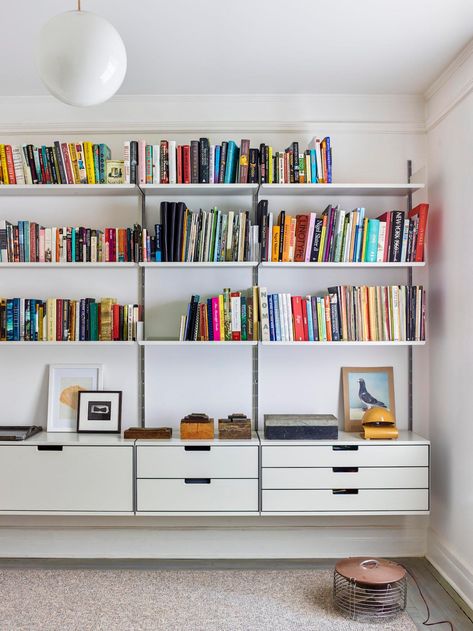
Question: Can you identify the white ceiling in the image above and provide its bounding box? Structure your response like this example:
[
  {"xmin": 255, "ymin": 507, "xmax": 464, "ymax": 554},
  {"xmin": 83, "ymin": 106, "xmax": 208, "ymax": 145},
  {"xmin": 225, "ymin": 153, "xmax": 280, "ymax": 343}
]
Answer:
[{"xmin": 2, "ymin": 0, "xmax": 473, "ymax": 96}]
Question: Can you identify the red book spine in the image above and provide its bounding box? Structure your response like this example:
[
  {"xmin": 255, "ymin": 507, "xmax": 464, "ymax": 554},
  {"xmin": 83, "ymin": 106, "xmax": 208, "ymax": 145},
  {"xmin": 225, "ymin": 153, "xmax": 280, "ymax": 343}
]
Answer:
[
  {"xmin": 5, "ymin": 146, "xmax": 16, "ymax": 184},
  {"xmin": 183, "ymin": 145, "xmax": 191, "ymax": 184},
  {"xmin": 324, "ymin": 295, "xmax": 332, "ymax": 341},
  {"xmin": 112, "ymin": 304, "xmax": 120, "ymax": 340},
  {"xmin": 177, "ymin": 145, "xmax": 183, "ymax": 184},
  {"xmin": 408, "ymin": 203, "xmax": 429, "ymax": 262},
  {"xmin": 291, "ymin": 296, "xmax": 304, "ymax": 341},
  {"xmin": 61, "ymin": 143, "xmax": 74, "ymax": 184},
  {"xmin": 294, "ymin": 215, "xmax": 309, "ymax": 262},
  {"xmin": 301, "ymin": 297, "xmax": 309, "ymax": 341},
  {"xmin": 30, "ymin": 223, "xmax": 37, "ymax": 262}
]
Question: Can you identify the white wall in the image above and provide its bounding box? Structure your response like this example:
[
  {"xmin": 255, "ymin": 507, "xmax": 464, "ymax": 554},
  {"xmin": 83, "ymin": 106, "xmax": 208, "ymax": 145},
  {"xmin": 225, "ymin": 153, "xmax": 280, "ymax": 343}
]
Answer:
[
  {"xmin": 425, "ymin": 42, "xmax": 473, "ymax": 608},
  {"xmin": 0, "ymin": 93, "xmax": 430, "ymax": 559}
]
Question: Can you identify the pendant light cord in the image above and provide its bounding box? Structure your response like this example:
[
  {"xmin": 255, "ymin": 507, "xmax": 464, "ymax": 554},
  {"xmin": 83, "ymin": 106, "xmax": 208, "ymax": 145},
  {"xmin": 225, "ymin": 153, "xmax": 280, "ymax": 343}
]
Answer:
[
  {"xmin": 77, "ymin": 0, "xmax": 81, "ymax": 11},
  {"xmin": 402, "ymin": 565, "xmax": 454, "ymax": 630}
]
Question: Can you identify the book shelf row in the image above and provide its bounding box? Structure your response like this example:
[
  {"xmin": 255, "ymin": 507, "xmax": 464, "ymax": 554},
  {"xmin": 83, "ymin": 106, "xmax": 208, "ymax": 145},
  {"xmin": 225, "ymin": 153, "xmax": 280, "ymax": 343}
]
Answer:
[{"xmin": 0, "ymin": 340, "xmax": 425, "ymax": 347}]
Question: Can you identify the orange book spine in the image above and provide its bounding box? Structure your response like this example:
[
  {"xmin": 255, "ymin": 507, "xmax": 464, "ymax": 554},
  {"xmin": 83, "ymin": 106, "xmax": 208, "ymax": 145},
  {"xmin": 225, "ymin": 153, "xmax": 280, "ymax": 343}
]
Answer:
[
  {"xmin": 324, "ymin": 295, "xmax": 332, "ymax": 341},
  {"xmin": 271, "ymin": 226, "xmax": 280, "ymax": 262},
  {"xmin": 5, "ymin": 145, "xmax": 16, "ymax": 184}
]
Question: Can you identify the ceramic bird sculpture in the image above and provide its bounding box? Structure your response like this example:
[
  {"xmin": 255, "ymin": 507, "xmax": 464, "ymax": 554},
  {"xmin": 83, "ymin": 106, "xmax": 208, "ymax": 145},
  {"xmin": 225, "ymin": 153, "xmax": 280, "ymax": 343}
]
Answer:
[{"xmin": 357, "ymin": 378, "xmax": 387, "ymax": 410}]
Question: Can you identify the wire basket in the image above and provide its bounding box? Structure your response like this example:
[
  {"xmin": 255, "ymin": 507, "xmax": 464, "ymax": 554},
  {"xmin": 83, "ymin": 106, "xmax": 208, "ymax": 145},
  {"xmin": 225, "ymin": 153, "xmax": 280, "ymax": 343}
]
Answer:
[{"xmin": 333, "ymin": 558, "xmax": 407, "ymax": 623}]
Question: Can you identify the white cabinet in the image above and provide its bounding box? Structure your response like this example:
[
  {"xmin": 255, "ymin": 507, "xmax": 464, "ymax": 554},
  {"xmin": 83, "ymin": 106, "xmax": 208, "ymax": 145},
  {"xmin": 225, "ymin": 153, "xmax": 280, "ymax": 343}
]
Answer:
[
  {"xmin": 135, "ymin": 436, "xmax": 260, "ymax": 514},
  {"xmin": 0, "ymin": 435, "xmax": 133, "ymax": 514},
  {"xmin": 260, "ymin": 432, "xmax": 430, "ymax": 515}
]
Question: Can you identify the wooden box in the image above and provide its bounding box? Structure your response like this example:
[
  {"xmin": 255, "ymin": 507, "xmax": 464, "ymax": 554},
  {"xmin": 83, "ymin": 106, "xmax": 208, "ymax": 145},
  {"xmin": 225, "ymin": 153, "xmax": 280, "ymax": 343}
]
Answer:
[
  {"xmin": 123, "ymin": 427, "xmax": 172, "ymax": 440},
  {"xmin": 180, "ymin": 413, "xmax": 214, "ymax": 440},
  {"xmin": 218, "ymin": 414, "xmax": 252, "ymax": 440}
]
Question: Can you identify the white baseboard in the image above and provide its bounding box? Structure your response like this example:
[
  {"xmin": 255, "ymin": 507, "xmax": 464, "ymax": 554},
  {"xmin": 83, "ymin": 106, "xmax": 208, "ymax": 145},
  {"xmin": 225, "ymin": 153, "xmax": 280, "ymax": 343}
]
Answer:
[
  {"xmin": 0, "ymin": 519, "xmax": 427, "ymax": 559},
  {"xmin": 427, "ymin": 529, "xmax": 473, "ymax": 610}
]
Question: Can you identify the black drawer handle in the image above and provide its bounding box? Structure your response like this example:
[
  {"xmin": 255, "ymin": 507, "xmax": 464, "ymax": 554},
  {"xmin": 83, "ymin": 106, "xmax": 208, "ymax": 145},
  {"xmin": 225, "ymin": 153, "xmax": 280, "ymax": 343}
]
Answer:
[
  {"xmin": 332, "ymin": 489, "xmax": 359, "ymax": 495},
  {"xmin": 332, "ymin": 445, "xmax": 359, "ymax": 451},
  {"xmin": 184, "ymin": 478, "xmax": 211, "ymax": 484},
  {"xmin": 333, "ymin": 467, "xmax": 359, "ymax": 473},
  {"xmin": 184, "ymin": 446, "xmax": 211, "ymax": 452},
  {"xmin": 37, "ymin": 445, "xmax": 63, "ymax": 451}
]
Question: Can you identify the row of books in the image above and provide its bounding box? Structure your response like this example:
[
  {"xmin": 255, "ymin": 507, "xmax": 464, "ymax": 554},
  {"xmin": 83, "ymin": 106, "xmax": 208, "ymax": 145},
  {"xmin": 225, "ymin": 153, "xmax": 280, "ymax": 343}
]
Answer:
[
  {"xmin": 125, "ymin": 137, "xmax": 332, "ymax": 185},
  {"xmin": 180, "ymin": 288, "xmax": 260, "ymax": 341},
  {"xmin": 258, "ymin": 203, "xmax": 429, "ymax": 263},
  {"xmin": 0, "ymin": 222, "xmax": 152, "ymax": 263},
  {"xmin": 262, "ymin": 285, "xmax": 425, "ymax": 342},
  {"xmin": 0, "ymin": 298, "xmax": 142, "ymax": 342},
  {"xmin": 157, "ymin": 202, "xmax": 257, "ymax": 262},
  {"xmin": 0, "ymin": 142, "xmax": 123, "ymax": 185}
]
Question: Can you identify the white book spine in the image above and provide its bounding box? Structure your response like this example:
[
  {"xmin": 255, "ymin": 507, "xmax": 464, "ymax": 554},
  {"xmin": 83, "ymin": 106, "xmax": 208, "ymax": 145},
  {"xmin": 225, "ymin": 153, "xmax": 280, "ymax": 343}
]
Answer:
[
  {"xmin": 12, "ymin": 146, "xmax": 25, "ymax": 184},
  {"xmin": 399, "ymin": 285, "xmax": 406, "ymax": 340},
  {"xmin": 400, "ymin": 219, "xmax": 409, "ymax": 262},
  {"xmin": 305, "ymin": 212, "xmax": 316, "ymax": 262},
  {"xmin": 377, "ymin": 222, "xmax": 387, "ymax": 262},
  {"xmin": 238, "ymin": 212, "xmax": 245, "ymax": 262},
  {"xmin": 209, "ymin": 145, "xmax": 215, "ymax": 184},
  {"xmin": 252, "ymin": 225, "xmax": 259, "ymax": 262},
  {"xmin": 267, "ymin": 212, "xmax": 273, "ymax": 262},
  {"xmin": 278, "ymin": 153, "xmax": 284, "ymax": 183},
  {"xmin": 286, "ymin": 293, "xmax": 294, "ymax": 341},
  {"xmin": 231, "ymin": 295, "xmax": 241, "ymax": 335},
  {"xmin": 179, "ymin": 315, "xmax": 187, "ymax": 341},
  {"xmin": 152, "ymin": 144, "xmax": 160, "ymax": 184},
  {"xmin": 168, "ymin": 141, "xmax": 177, "ymax": 184},
  {"xmin": 123, "ymin": 141, "xmax": 130, "ymax": 184},
  {"xmin": 391, "ymin": 286, "xmax": 400, "ymax": 341},
  {"xmin": 258, "ymin": 287, "xmax": 270, "ymax": 341},
  {"xmin": 21, "ymin": 145, "xmax": 32, "ymax": 185},
  {"xmin": 278, "ymin": 293, "xmax": 287, "ymax": 341},
  {"xmin": 315, "ymin": 139, "xmax": 323, "ymax": 182},
  {"xmin": 20, "ymin": 298, "xmax": 25, "ymax": 340}
]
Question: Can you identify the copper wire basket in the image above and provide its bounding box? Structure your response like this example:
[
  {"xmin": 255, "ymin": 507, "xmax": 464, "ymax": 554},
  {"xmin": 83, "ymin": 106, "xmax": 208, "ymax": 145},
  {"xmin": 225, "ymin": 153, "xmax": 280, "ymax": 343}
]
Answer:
[{"xmin": 333, "ymin": 557, "xmax": 407, "ymax": 622}]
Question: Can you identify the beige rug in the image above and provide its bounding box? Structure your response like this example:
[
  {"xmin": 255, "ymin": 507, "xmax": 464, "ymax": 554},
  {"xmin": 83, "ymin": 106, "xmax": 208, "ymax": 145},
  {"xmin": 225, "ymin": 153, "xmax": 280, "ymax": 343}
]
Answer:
[{"xmin": 0, "ymin": 568, "xmax": 416, "ymax": 631}]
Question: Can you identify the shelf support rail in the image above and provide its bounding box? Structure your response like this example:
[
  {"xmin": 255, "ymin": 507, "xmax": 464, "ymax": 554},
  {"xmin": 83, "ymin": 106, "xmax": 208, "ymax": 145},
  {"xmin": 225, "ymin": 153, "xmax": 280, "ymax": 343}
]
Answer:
[{"xmin": 407, "ymin": 160, "xmax": 413, "ymax": 432}]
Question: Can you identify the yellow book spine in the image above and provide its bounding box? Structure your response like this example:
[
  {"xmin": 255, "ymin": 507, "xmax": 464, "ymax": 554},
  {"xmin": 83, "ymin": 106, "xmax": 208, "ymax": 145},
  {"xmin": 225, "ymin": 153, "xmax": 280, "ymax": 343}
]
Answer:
[
  {"xmin": 0, "ymin": 145, "xmax": 9, "ymax": 184},
  {"xmin": 268, "ymin": 146, "xmax": 273, "ymax": 183},
  {"xmin": 305, "ymin": 153, "xmax": 311, "ymax": 183},
  {"xmin": 68, "ymin": 143, "xmax": 81, "ymax": 184},
  {"xmin": 181, "ymin": 208, "xmax": 189, "ymax": 261},
  {"xmin": 318, "ymin": 216, "xmax": 328, "ymax": 262},
  {"xmin": 271, "ymin": 226, "xmax": 280, "ymax": 262},
  {"xmin": 282, "ymin": 215, "xmax": 292, "ymax": 262},
  {"xmin": 46, "ymin": 298, "xmax": 55, "ymax": 341},
  {"xmin": 252, "ymin": 285, "xmax": 259, "ymax": 341},
  {"xmin": 83, "ymin": 142, "xmax": 96, "ymax": 184},
  {"xmin": 218, "ymin": 294, "xmax": 225, "ymax": 341},
  {"xmin": 361, "ymin": 217, "xmax": 369, "ymax": 262}
]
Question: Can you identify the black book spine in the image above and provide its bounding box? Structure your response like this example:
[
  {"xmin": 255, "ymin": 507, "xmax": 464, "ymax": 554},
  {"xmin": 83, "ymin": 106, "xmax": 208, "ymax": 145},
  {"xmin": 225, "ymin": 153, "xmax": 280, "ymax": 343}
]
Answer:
[
  {"xmin": 130, "ymin": 141, "xmax": 138, "ymax": 184},
  {"xmin": 161, "ymin": 202, "xmax": 168, "ymax": 262},
  {"xmin": 259, "ymin": 143, "xmax": 266, "ymax": 183},
  {"xmin": 310, "ymin": 218, "xmax": 323, "ymax": 261},
  {"xmin": 199, "ymin": 138, "xmax": 210, "ymax": 183},
  {"xmin": 292, "ymin": 141, "xmax": 299, "ymax": 183},
  {"xmin": 406, "ymin": 220, "xmax": 415, "ymax": 262},
  {"xmin": 27, "ymin": 145, "xmax": 39, "ymax": 184},
  {"xmin": 168, "ymin": 202, "xmax": 176, "ymax": 262},
  {"xmin": 47, "ymin": 147, "xmax": 58, "ymax": 184},
  {"xmin": 54, "ymin": 141, "xmax": 67, "ymax": 184},
  {"xmin": 278, "ymin": 211, "xmax": 285, "ymax": 262},
  {"xmin": 243, "ymin": 210, "xmax": 250, "ymax": 262},
  {"xmin": 190, "ymin": 141, "xmax": 199, "ymax": 184},
  {"xmin": 218, "ymin": 142, "xmax": 228, "ymax": 184},
  {"xmin": 390, "ymin": 211, "xmax": 405, "ymax": 262},
  {"xmin": 248, "ymin": 148, "xmax": 258, "ymax": 183}
]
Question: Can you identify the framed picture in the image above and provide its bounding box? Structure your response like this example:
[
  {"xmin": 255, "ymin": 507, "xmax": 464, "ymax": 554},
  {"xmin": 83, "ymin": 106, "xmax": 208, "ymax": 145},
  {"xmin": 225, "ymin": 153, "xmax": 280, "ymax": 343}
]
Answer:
[
  {"xmin": 77, "ymin": 391, "xmax": 122, "ymax": 433},
  {"xmin": 47, "ymin": 364, "xmax": 103, "ymax": 432},
  {"xmin": 342, "ymin": 367, "xmax": 395, "ymax": 432}
]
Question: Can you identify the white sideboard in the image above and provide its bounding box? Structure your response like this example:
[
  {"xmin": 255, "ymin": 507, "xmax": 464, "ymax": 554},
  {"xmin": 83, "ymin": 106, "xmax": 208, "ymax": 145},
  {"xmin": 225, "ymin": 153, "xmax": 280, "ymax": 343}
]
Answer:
[{"xmin": 0, "ymin": 431, "xmax": 429, "ymax": 516}]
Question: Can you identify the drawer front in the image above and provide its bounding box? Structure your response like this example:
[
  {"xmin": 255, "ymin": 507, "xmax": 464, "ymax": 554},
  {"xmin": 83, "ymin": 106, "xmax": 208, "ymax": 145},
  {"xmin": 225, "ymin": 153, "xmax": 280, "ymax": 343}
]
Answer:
[
  {"xmin": 262, "ymin": 445, "xmax": 429, "ymax": 468},
  {"xmin": 0, "ymin": 446, "xmax": 133, "ymax": 512},
  {"xmin": 137, "ymin": 445, "xmax": 258, "ymax": 478},
  {"xmin": 262, "ymin": 489, "xmax": 429, "ymax": 513},
  {"xmin": 262, "ymin": 467, "xmax": 429, "ymax": 490},
  {"xmin": 137, "ymin": 479, "xmax": 258, "ymax": 512}
]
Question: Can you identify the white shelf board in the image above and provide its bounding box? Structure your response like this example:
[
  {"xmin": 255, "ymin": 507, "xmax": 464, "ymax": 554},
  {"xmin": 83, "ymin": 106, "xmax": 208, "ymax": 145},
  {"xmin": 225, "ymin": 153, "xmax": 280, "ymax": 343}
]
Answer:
[
  {"xmin": 140, "ymin": 183, "xmax": 258, "ymax": 196},
  {"xmin": 140, "ymin": 261, "xmax": 258, "ymax": 268},
  {"xmin": 139, "ymin": 340, "xmax": 257, "ymax": 346},
  {"xmin": 0, "ymin": 184, "xmax": 139, "ymax": 196},
  {"xmin": 260, "ymin": 340, "xmax": 425, "ymax": 346},
  {"xmin": 0, "ymin": 341, "xmax": 136, "ymax": 346},
  {"xmin": 259, "ymin": 261, "xmax": 426, "ymax": 268},
  {"xmin": 259, "ymin": 183, "xmax": 424, "ymax": 196},
  {"xmin": 0, "ymin": 262, "xmax": 138, "ymax": 268}
]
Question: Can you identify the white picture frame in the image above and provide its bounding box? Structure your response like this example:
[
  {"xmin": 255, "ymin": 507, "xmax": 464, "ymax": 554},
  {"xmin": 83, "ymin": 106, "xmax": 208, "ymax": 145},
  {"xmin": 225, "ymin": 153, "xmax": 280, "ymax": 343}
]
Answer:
[
  {"xmin": 77, "ymin": 391, "xmax": 122, "ymax": 433},
  {"xmin": 47, "ymin": 364, "xmax": 103, "ymax": 432}
]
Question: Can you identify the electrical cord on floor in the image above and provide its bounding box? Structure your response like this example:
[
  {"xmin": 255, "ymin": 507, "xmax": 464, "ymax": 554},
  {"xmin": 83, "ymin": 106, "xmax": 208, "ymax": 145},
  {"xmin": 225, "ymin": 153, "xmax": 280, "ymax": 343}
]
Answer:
[{"xmin": 402, "ymin": 565, "xmax": 454, "ymax": 630}]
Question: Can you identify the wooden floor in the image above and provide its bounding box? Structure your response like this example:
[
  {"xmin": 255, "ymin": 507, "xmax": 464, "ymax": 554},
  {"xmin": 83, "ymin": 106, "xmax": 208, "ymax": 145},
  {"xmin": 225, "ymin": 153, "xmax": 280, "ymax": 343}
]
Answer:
[{"xmin": 0, "ymin": 557, "xmax": 471, "ymax": 630}]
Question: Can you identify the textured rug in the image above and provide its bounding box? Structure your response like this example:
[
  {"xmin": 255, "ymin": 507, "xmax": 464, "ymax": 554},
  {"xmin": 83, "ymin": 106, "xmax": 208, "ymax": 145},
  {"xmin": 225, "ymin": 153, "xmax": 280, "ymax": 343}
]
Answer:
[{"xmin": 0, "ymin": 568, "xmax": 416, "ymax": 631}]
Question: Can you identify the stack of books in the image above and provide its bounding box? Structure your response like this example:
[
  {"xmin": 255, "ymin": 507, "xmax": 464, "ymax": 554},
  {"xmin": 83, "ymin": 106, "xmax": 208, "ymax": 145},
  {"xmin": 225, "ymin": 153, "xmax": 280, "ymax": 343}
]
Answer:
[
  {"xmin": 262, "ymin": 285, "xmax": 425, "ymax": 342},
  {"xmin": 124, "ymin": 137, "xmax": 332, "ymax": 185},
  {"xmin": 0, "ymin": 142, "xmax": 122, "ymax": 185},
  {"xmin": 258, "ymin": 203, "xmax": 429, "ymax": 263},
  {"xmin": 180, "ymin": 288, "xmax": 260, "ymax": 341},
  {"xmin": 0, "ymin": 221, "xmax": 147, "ymax": 263},
  {"xmin": 155, "ymin": 202, "xmax": 258, "ymax": 262},
  {"xmin": 0, "ymin": 298, "xmax": 142, "ymax": 341}
]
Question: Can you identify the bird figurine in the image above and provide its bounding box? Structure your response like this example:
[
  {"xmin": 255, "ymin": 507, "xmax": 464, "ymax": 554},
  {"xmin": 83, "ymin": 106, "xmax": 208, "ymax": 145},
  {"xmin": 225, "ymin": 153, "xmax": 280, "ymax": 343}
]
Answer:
[{"xmin": 357, "ymin": 378, "xmax": 387, "ymax": 411}]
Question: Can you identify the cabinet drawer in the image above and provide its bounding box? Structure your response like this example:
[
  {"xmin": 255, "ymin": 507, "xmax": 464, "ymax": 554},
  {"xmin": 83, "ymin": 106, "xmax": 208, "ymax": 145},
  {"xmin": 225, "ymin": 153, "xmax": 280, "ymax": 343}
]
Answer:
[
  {"xmin": 137, "ymin": 445, "xmax": 258, "ymax": 478},
  {"xmin": 137, "ymin": 479, "xmax": 258, "ymax": 512},
  {"xmin": 262, "ymin": 489, "xmax": 429, "ymax": 513},
  {"xmin": 0, "ymin": 446, "xmax": 133, "ymax": 512},
  {"xmin": 262, "ymin": 467, "xmax": 429, "ymax": 490},
  {"xmin": 262, "ymin": 445, "xmax": 429, "ymax": 468}
]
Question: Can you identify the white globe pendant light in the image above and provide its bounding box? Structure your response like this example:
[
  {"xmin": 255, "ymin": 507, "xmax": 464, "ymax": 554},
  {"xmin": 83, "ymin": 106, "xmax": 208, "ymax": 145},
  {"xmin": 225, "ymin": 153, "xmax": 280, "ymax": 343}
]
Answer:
[{"xmin": 38, "ymin": 1, "xmax": 127, "ymax": 107}]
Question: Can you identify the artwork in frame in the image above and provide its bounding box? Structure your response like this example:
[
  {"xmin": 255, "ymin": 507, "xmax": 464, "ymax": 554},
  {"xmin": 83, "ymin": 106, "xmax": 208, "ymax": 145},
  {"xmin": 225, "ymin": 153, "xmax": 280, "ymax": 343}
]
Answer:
[
  {"xmin": 47, "ymin": 364, "xmax": 103, "ymax": 432},
  {"xmin": 77, "ymin": 391, "xmax": 122, "ymax": 433},
  {"xmin": 342, "ymin": 366, "xmax": 395, "ymax": 432}
]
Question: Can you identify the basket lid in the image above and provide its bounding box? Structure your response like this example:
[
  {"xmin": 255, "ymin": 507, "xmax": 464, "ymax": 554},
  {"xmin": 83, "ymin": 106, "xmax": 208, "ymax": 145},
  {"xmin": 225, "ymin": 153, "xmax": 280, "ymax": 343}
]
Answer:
[{"xmin": 335, "ymin": 557, "xmax": 406, "ymax": 585}]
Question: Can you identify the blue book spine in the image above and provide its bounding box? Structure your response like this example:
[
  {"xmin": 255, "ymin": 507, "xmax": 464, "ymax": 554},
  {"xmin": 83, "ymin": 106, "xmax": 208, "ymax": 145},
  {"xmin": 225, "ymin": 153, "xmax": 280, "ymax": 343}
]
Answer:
[
  {"xmin": 30, "ymin": 299, "xmax": 36, "ymax": 341},
  {"xmin": 306, "ymin": 297, "xmax": 314, "ymax": 341},
  {"xmin": 207, "ymin": 298, "xmax": 213, "ymax": 341},
  {"xmin": 354, "ymin": 208, "xmax": 365, "ymax": 262},
  {"xmin": 18, "ymin": 222, "xmax": 24, "ymax": 262},
  {"xmin": 214, "ymin": 145, "xmax": 221, "ymax": 183},
  {"xmin": 6, "ymin": 299, "xmax": 13, "ymax": 341},
  {"xmin": 224, "ymin": 141, "xmax": 237, "ymax": 183},
  {"xmin": 13, "ymin": 298, "xmax": 20, "ymax": 341},
  {"xmin": 366, "ymin": 219, "xmax": 380, "ymax": 262},
  {"xmin": 268, "ymin": 294, "xmax": 276, "ymax": 341},
  {"xmin": 155, "ymin": 224, "xmax": 162, "ymax": 262},
  {"xmin": 24, "ymin": 222, "xmax": 30, "ymax": 262},
  {"xmin": 325, "ymin": 136, "xmax": 332, "ymax": 183},
  {"xmin": 310, "ymin": 149, "xmax": 317, "ymax": 183},
  {"xmin": 213, "ymin": 211, "xmax": 221, "ymax": 262},
  {"xmin": 41, "ymin": 146, "xmax": 49, "ymax": 182},
  {"xmin": 71, "ymin": 228, "xmax": 76, "ymax": 262},
  {"xmin": 273, "ymin": 293, "xmax": 281, "ymax": 341}
]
